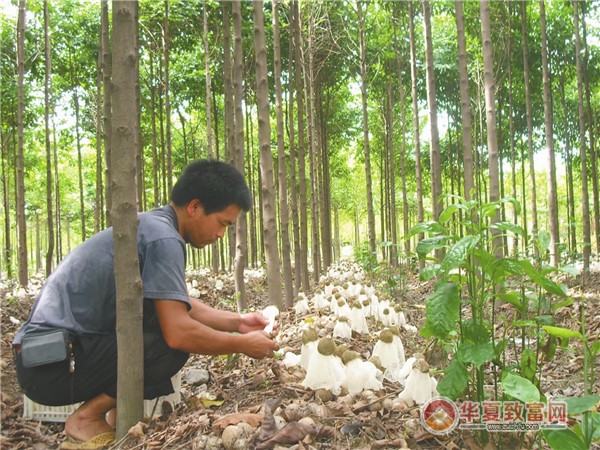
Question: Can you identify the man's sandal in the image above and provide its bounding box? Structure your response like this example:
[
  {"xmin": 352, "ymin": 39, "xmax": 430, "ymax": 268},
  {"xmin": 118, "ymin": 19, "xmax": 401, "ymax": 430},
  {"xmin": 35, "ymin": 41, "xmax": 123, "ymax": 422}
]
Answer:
[{"xmin": 60, "ymin": 431, "xmax": 116, "ymax": 450}]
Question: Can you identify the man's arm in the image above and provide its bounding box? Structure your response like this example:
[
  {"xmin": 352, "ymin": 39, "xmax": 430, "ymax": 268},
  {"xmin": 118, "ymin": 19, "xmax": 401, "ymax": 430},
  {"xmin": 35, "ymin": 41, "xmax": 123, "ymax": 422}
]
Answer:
[
  {"xmin": 188, "ymin": 299, "xmax": 242, "ymax": 332},
  {"xmin": 154, "ymin": 299, "xmax": 277, "ymax": 358},
  {"xmin": 188, "ymin": 298, "xmax": 272, "ymax": 334}
]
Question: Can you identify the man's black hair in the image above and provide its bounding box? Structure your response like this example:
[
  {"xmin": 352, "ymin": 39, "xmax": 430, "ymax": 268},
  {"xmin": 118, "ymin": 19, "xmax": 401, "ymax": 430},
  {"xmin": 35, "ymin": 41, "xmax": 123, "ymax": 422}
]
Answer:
[{"xmin": 170, "ymin": 159, "xmax": 252, "ymax": 214}]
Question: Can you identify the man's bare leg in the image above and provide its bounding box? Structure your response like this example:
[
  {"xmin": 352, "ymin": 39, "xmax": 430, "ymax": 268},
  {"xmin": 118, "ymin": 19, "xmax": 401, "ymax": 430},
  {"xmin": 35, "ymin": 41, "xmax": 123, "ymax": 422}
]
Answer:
[
  {"xmin": 64, "ymin": 393, "xmax": 116, "ymax": 442},
  {"xmin": 106, "ymin": 408, "xmax": 117, "ymax": 429}
]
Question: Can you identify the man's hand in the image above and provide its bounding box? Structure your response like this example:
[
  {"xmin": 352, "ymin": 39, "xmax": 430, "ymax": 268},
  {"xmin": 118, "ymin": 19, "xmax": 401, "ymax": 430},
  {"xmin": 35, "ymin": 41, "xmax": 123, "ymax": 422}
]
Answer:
[
  {"xmin": 242, "ymin": 330, "xmax": 279, "ymax": 358},
  {"xmin": 238, "ymin": 312, "xmax": 278, "ymax": 335}
]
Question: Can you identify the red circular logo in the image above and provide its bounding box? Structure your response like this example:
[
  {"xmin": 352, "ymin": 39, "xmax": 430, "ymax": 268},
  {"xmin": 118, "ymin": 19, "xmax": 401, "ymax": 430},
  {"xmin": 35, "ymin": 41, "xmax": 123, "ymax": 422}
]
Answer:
[{"xmin": 420, "ymin": 397, "xmax": 459, "ymax": 435}]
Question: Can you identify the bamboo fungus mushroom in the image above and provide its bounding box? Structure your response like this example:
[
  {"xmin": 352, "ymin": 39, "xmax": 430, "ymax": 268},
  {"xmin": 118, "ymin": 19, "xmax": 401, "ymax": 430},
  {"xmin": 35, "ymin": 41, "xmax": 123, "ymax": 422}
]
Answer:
[
  {"xmin": 398, "ymin": 359, "xmax": 438, "ymax": 405},
  {"xmin": 333, "ymin": 316, "xmax": 352, "ymax": 339},
  {"xmin": 372, "ymin": 328, "xmax": 402, "ymax": 382},
  {"xmin": 302, "ymin": 337, "xmax": 346, "ymax": 395},
  {"xmin": 341, "ymin": 350, "xmax": 383, "ymax": 395},
  {"xmin": 300, "ymin": 327, "xmax": 319, "ymax": 369}
]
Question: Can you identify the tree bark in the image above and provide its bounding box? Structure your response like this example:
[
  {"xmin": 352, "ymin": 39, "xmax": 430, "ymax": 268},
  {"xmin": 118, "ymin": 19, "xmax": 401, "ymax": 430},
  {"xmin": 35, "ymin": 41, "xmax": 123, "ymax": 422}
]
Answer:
[
  {"xmin": 293, "ymin": 2, "xmax": 310, "ymax": 293},
  {"xmin": 111, "ymin": 0, "xmax": 144, "ymax": 438},
  {"xmin": 423, "ymin": 0, "xmax": 443, "ymax": 222},
  {"xmin": 356, "ymin": 0, "xmax": 377, "ymax": 256},
  {"xmin": 272, "ymin": 0, "xmax": 294, "ymax": 307},
  {"xmin": 16, "ymin": 0, "xmax": 28, "ymax": 287},
  {"xmin": 480, "ymin": 0, "xmax": 502, "ymax": 258},
  {"xmin": 573, "ymin": 0, "xmax": 591, "ymax": 275},
  {"xmin": 102, "ymin": 0, "xmax": 112, "ymax": 226},
  {"xmin": 232, "ymin": 0, "xmax": 248, "ymax": 310},
  {"xmin": 539, "ymin": 0, "xmax": 560, "ymax": 266},
  {"xmin": 44, "ymin": 0, "xmax": 55, "ymax": 277},
  {"xmin": 253, "ymin": 0, "xmax": 283, "ymax": 308},
  {"xmin": 455, "ymin": 0, "xmax": 474, "ymax": 202},
  {"xmin": 520, "ymin": 1, "xmax": 537, "ymax": 254},
  {"xmin": 408, "ymin": 2, "xmax": 424, "ymax": 266}
]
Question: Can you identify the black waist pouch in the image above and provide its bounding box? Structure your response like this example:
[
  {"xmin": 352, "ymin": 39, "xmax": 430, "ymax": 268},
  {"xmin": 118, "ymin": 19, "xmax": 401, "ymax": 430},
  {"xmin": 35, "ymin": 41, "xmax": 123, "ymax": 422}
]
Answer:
[{"xmin": 20, "ymin": 329, "xmax": 71, "ymax": 368}]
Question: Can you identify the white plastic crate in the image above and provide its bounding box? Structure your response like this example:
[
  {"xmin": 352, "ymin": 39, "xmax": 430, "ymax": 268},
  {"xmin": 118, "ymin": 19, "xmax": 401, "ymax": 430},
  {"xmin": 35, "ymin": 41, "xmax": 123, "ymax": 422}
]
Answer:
[{"xmin": 23, "ymin": 372, "xmax": 181, "ymax": 423}]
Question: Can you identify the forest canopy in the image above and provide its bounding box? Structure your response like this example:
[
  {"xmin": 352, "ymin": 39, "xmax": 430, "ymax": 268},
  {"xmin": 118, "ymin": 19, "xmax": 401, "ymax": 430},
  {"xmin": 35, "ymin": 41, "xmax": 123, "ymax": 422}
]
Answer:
[{"xmin": 1, "ymin": 0, "xmax": 599, "ymax": 292}]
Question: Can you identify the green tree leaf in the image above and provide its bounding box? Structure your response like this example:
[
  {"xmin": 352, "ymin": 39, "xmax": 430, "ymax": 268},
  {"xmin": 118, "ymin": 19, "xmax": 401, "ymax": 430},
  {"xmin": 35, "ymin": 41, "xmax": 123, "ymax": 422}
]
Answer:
[
  {"xmin": 516, "ymin": 260, "xmax": 567, "ymax": 297},
  {"xmin": 441, "ymin": 235, "xmax": 480, "ymax": 272},
  {"xmin": 457, "ymin": 342, "xmax": 495, "ymax": 368},
  {"xmin": 502, "ymin": 372, "xmax": 540, "ymax": 403},
  {"xmin": 552, "ymin": 395, "xmax": 600, "ymax": 415},
  {"xmin": 542, "ymin": 325, "xmax": 584, "ymax": 341},
  {"xmin": 416, "ymin": 235, "xmax": 448, "ymax": 258},
  {"xmin": 542, "ymin": 429, "xmax": 587, "ymax": 450},
  {"xmin": 436, "ymin": 359, "xmax": 469, "ymax": 400},
  {"xmin": 489, "ymin": 221, "xmax": 525, "ymax": 236},
  {"xmin": 408, "ymin": 221, "xmax": 446, "ymax": 236},
  {"xmin": 420, "ymin": 283, "xmax": 460, "ymax": 339}
]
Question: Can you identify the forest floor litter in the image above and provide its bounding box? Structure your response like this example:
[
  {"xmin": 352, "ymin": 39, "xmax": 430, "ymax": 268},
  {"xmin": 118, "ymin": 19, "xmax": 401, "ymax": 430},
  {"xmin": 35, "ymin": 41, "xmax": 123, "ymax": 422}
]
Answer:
[{"xmin": 1, "ymin": 261, "xmax": 599, "ymax": 450}]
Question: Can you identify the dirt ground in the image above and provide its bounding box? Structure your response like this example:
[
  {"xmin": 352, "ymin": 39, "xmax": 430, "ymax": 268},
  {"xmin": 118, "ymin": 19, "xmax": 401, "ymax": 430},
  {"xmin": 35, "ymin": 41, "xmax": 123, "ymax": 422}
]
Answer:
[{"xmin": 1, "ymin": 265, "xmax": 599, "ymax": 450}]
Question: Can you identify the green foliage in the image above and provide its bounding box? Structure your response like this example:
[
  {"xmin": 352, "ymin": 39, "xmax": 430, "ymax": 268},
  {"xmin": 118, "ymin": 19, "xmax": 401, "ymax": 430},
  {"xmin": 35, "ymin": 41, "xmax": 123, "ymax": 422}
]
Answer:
[
  {"xmin": 410, "ymin": 196, "xmax": 600, "ymax": 446},
  {"xmin": 353, "ymin": 241, "xmax": 378, "ymax": 273}
]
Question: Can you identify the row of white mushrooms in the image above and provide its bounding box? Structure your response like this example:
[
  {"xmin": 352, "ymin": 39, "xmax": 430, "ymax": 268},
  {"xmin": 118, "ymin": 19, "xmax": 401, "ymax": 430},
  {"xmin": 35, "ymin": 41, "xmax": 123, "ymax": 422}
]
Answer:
[{"xmin": 276, "ymin": 261, "xmax": 438, "ymax": 407}]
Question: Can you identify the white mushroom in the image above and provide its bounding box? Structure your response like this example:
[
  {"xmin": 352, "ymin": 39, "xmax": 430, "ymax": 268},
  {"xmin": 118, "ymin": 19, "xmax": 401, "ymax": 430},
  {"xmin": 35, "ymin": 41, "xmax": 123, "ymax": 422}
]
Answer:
[
  {"xmin": 302, "ymin": 337, "xmax": 346, "ymax": 396},
  {"xmin": 299, "ymin": 327, "xmax": 319, "ymax": 370},
  {"xmin": 341, "ymin": 350, "xmax": 383, "ymax": 395},
  {"xmin": 371, "ymin": 328, "xmax": 402, "ymax": 382},
  {"xmin": 398, "ymin": 359, "xmax": 438, "ymax": 406},
  {"xmin": 333, "ymin": 316, "xmax": 352, "ymax": 339}
]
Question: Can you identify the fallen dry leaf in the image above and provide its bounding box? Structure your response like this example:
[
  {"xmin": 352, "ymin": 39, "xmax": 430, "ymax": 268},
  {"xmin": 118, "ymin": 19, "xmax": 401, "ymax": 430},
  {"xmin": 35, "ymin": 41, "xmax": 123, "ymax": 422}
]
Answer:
[
  {"xmin": 256, "ymin": 421, "xmax": 319, "ymax": 449},
  {"xmin": 127, "ymin": 421, "xmax": 147, "ymax": 439},
  {"xmin": 212, "ymin": 411, "xmax": 264, "ymax": 432}
]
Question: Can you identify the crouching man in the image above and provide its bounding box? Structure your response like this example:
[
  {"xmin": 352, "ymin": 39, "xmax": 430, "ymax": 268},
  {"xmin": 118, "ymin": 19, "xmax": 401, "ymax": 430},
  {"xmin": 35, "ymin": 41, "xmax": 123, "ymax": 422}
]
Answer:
[{"xmin": 13, "ymin": 159, "xmax": 278, "ymax": 449}]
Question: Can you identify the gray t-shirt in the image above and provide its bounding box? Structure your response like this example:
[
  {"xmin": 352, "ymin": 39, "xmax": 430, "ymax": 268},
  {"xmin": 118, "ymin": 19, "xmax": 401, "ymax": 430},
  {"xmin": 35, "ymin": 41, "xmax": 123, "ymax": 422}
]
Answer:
[{"xmin": 14, "ymin": 205, "xmax": 189, "ymax": 344}]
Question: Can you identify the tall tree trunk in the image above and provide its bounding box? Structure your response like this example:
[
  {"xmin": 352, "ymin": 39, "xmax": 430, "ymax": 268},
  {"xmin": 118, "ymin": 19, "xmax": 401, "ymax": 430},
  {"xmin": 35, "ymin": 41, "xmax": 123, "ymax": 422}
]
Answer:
[
  {"xmin": 102, "ymin": 0, "xmax": 112, "ymax": 226},
  {"xmin": 581, "ymin": 4, "xmax": 599, "ymax": 256},
  {"xmin": 356, "ymin": 0, "xmax": 376, "ymax": 255},
  {"xmin": 203, "ymin": 0, "xmax": 219, "ymax": 274},
  {"xmin": 423, "ymin": 0, "xmax": 443, "ymax": 221},
  {"xmin": 480, "ymin": 0, "xmax": 502, "ymax": 258},
  {"xmin": 559, "ymin": 77, "xmax": 577, "ymax": 254},
  {"xmin": 386, "ymin": 82, "xmax": 398, "ymax": 266},
  {"xmin": 253, "ymin": 0, "xmax": 282, "ymax": 308},
  {"xmin": 163, "ymin": 1, "xmax": 173, "ymax": 195},
  {"xmin": 520, "ymin": 1, "xmax": 537, "ymax": 254},
  {"xmin": 222, "ymin": 2, "xmax": 237, "ymax": 272},
  {"xmin": 305, "ymin": 11, "xmax": 321, "ymax": 281},
  {"xmin": 111, "ymin": 0, "xmax": 143, "ymax": 438},
  {"xmin": 1, "ymin": 133, "xmax": 12, "ymax": 278},
  {"xmin": 392, "ymin": 13, "xmax": 410, "ymax": 256},
  {"xmin": 16, "ymin": 0, "xmax": 28, "ymax": 287},
  {"xmin": 573, "ymin": 0, "xmax": 591, "ymax": 275},
  {"xmin": 288, "ymin": 1, "xmax": 302, "ymax": 296},
  {"xmin": 95, "ymin": 16, "xmax": 104, "ymax": 233},
  {"xmin": 408, "ymin": 1, "xmax": 424, "ymax": 266},
  {"xmin": 294, "ymin": 2, "xmax": 310, "ymax": 293},
  {"xmin": 232, "ymin": 0, "xmax": 248, "ymax": 310},
  {"xmin": 44, "ymin": 0, "xmax": 55, "ymax": 277},
  {"xmin": 273, "ymin": 0, "xmax": 293, "ymax": 307},
  {"xmin": 455, "ymin": 0, "xmax": 474, "ymax": 202},
  {"xmin": 539, "ymin": 0, "xmax": 560, "ymax": 266},
  {"xmin": 73, "ymin": 89, "xmax": 86, "ymax": 241}
]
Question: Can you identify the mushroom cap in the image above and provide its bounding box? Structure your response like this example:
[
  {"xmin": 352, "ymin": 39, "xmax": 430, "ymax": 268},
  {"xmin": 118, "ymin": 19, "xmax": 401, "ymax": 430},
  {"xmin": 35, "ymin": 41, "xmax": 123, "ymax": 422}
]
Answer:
[
  {"xmin": 394, "ymin": 304, "xmax": 403, "ymax": 312},
  {"xmin": 415, "ymin": 359, "xmax": 430, "ymax": 373},
  {"xmin": 382, "ymin": 308, "xmax": 390, "ymax": 315},
  {"xmin": 379, "ymin": 328, "xmax": 394, "ymax": 344},
  {"xmin": 341, "ymin": 350, "xmax": 360, "ymax": 365},
  {"xmin": 369, "ymin": 355, "xmax": 384, "ymax": 372},
  {"xmin": 302, "ymin": 327, "xmax": 319, "ymax": 344},
  {"xmin": 338, "ymin": 316, "xmax": 349, "ymax": 322},
  {"xmin": 337, "ymin": 299, "xmax": 345, "ymax": 306},
  {"xmin": 317, "ymin": 337, "xmax": 336, "ymax": 356},
  {"xmin": 388, "ymin": 326, "xmax": 401, "ymax": 336},
  {"xmin": 335, "ymin": 343, "xmax": 349, "ymax": 358}
]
